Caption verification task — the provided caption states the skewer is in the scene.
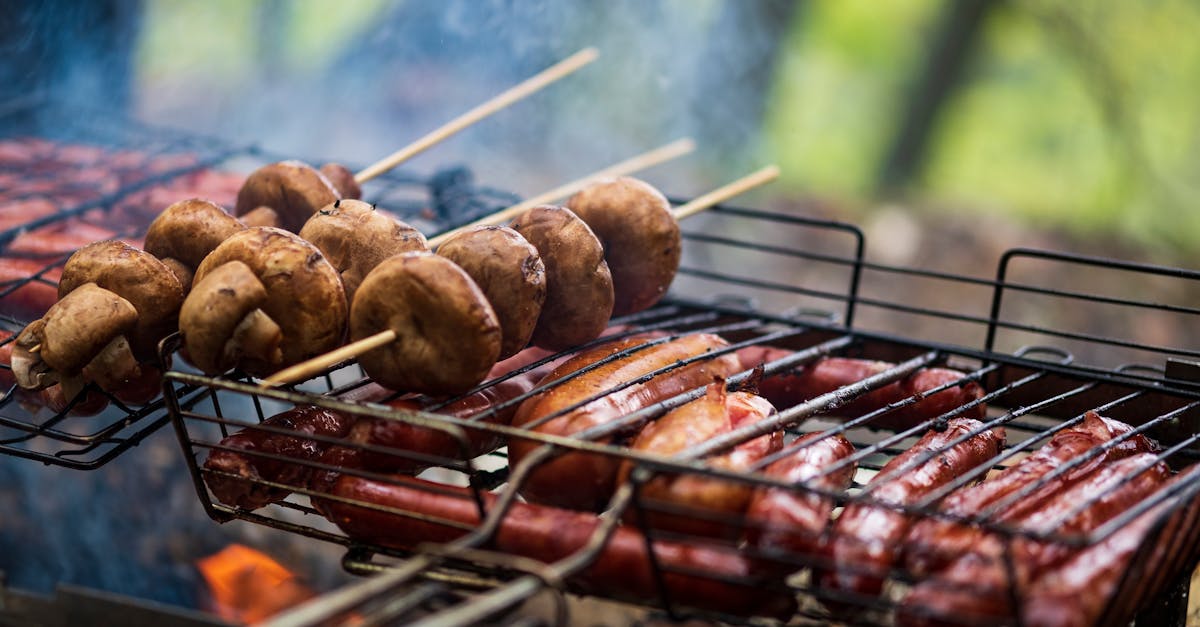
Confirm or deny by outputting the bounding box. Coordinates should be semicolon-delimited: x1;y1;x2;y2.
427;137;696;248
354;48;600;185
259;164;780;388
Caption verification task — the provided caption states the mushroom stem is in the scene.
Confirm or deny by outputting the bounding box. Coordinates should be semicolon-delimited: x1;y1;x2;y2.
227;309;284;374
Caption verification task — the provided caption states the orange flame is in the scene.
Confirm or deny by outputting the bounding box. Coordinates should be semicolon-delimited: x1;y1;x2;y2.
197;544;316;624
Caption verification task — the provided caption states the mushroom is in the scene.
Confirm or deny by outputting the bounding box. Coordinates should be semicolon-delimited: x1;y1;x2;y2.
182;227;347;377
566;176;680;316
351;252;501;395
509;205;614;351
234;160;341;233
12;282;139;391
56;240;185;363
144;198;245;292
436;225;546;359
320;163;362;200
298;199;428;302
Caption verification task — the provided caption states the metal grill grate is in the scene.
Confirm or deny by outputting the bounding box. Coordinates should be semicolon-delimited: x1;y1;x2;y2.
163;202;1200;626
0;100;518;468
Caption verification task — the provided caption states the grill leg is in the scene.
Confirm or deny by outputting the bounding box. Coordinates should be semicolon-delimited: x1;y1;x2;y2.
1135;567;1192;626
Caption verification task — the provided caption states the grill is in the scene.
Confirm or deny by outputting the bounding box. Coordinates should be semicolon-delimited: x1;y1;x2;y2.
4;97;1200;627
161;196;1200;624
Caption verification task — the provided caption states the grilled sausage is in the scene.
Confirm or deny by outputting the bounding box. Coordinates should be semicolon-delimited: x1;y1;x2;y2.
509;333;743;511
744;432;857;564
737;347;985;429
897;453;1172;627
1021;466;1200;627
616;382;781;538
202;406;358;510
324;474;795;618
903;411;1157;578
817;418;1005;600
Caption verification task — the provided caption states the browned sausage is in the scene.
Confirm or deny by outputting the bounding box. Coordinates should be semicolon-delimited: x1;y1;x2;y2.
616;382;781;538
509;333;743;511
202;406;358;510
1021;466;1200;627
896;453;1172;627
816;418;1005;600
903;411;1156;578
744;432;856;564
737;347;985;429
324;473;794;618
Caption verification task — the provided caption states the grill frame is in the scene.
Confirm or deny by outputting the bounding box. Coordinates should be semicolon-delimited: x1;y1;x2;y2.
161;201;1200;626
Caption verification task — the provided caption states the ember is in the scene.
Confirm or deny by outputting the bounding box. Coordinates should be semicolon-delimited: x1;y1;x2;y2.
197;544;316;624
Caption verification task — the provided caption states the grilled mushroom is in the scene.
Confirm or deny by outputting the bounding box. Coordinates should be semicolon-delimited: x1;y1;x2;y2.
510;205;613;351
235;160;341;233
320;163;362;200
566;176;680;316
436;225;546;359
144;198;245;292
183;227;347;376
351;252;501;395
298;199;428;302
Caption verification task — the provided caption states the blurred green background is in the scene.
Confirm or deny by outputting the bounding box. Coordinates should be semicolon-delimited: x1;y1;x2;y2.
130;0;1200;261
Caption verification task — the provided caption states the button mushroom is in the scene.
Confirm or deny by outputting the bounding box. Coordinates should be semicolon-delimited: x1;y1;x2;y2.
435;225;546;359
234;160;341;233
509;205;614;351
182;227;347;377
319;163;362;200
56;240;185;363
351;252;501;395
298;199;428;302
144;198;245;292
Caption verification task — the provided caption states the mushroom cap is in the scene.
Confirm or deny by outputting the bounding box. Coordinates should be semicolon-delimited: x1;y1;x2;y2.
58;240;185;361
436;225;546;359
193;227;347;372
234;160;341;233
320;163;362;200
510;205;614;351
298;199;428;302
351;252;501;395
144;197;245;271
566;176;680;316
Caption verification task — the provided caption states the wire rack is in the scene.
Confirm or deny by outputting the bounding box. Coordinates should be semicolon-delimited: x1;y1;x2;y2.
0;100;519;468
164;203;1200;626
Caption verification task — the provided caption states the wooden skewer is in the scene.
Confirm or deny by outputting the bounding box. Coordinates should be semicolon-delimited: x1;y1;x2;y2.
353;48;600;185
260;163;781;388
427;137;696;248
260;330;397;388
671;164;780;220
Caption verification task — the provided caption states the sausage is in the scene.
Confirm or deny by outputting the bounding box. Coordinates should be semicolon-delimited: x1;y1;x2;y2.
737;347;985;429
324;473;795;618
816;418;1005;600
509;333;743;511
204;344;568;509
616;382;781;539
903;411;1156;578
202;406;358;510
6;221;119;258
1021;466;1200;627
896;453;1172;627
0;257;62;320
744;432;856;565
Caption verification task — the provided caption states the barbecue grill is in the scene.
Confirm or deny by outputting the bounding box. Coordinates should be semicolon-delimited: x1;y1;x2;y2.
4;99;1200;626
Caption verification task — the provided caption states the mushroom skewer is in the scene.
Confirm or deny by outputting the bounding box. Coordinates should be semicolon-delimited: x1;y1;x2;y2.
260;166;780;390
234;48;599;234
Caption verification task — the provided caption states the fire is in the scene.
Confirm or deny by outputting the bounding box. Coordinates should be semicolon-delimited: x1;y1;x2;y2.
197;544;316;624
